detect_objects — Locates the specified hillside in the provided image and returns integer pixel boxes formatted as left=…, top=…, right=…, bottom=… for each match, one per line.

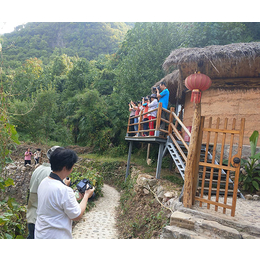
left=0, top=22, right=133, bottom=68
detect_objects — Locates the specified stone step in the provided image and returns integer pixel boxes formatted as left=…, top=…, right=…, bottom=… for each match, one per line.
left=162, top=211, right=243, bottom=239
left=173, top=203, right=260, bottom=238
left=161, top=225, right=209, bottom=239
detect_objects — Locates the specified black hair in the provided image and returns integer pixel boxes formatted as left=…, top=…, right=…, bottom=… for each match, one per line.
left=160, top=81, right=166, bottom=87
left=50, top=147, right=78, bottom=172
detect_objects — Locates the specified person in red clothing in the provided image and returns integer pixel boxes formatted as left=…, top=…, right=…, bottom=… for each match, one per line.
left=24, top=148, right=32, bottom=166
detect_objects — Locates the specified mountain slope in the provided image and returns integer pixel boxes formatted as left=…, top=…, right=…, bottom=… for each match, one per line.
left=1, top=22, right=133, bottom=67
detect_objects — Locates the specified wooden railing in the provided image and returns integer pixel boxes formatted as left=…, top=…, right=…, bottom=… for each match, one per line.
left=126, top=103, right=191, bottom=162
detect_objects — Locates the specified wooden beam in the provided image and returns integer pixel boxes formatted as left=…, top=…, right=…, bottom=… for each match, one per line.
left=155, top=102, right=162, bottom=136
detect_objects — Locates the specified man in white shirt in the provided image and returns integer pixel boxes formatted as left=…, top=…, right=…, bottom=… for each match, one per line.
left=26, top=146, right=60, bottom=239
left=35, top=147, right=94, bottom=239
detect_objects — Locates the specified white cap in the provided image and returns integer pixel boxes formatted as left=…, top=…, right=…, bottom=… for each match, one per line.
left=46, top=146, right=60, bottom=159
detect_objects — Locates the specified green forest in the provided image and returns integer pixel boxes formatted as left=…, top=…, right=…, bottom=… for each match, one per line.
left=1, top=22, right=260, bottom=156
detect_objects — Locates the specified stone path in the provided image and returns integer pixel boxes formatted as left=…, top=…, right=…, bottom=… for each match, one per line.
left=72, top=184, right=120, bottom=239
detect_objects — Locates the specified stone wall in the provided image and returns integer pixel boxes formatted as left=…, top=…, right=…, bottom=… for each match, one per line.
left=2, top=160, right=37, bottom=205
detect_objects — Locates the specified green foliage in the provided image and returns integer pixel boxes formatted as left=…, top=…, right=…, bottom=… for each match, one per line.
left=70, top=167, right=104, bottom=200
left=239, top=131, right=260, bottom=193
left=2, top=22, right=260, bottom=152
left=2, top=22, right=132, bottom=68
left=0, top=196, right=27, bottom=239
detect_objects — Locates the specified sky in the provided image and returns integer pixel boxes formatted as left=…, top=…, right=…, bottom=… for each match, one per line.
left=0, top=22, right=27, bottom=35
left=0, top=0, right=257, bottom=35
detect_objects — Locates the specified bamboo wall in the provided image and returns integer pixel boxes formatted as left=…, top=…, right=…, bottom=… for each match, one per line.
left=182, top=87, right=260, bottom=147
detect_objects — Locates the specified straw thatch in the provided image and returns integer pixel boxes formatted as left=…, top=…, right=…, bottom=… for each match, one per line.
left=157, top=42, right=260, bottom=103
left=163, top=42, right=260, bottom=79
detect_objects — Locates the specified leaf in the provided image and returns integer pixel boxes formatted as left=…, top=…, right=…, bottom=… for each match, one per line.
left=15, top=235, right=25, bottom=239
left=249, top=130, right=259, bottom=156
left=7, top=197, right=16, bottom=210
left=0, top=216, right=8, bottom=225
left=5, top=178, right=14, bottom=187
left=5, top=233, right=13, bottom=239
left=252, top=181, right=259, bottom=190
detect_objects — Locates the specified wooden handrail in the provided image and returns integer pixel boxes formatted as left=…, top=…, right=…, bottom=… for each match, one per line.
left=172, top=111, right=191, bottom=138
left=127, top=104, right=191, bottom=146
left=170, top=122, right=189, bottom=151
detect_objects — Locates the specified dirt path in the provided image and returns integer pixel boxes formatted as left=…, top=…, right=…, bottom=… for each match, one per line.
left=72, top=184, right=120, bottom=239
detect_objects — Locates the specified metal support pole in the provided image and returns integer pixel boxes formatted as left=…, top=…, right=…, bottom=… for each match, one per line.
left=125, top=141, right=133, bottom=181
left=156, top=143, right=164, bottom=179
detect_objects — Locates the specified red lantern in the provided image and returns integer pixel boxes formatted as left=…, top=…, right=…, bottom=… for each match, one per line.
left=184, top=72, right=212, bottom=103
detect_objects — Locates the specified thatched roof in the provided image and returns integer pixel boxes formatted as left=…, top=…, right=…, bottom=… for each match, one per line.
left=159, top=42, right=260, bottom=103
left=163, top=42, right=260, bottom=79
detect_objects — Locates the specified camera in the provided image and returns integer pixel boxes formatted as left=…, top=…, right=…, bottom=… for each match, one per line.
left=76, top=178, right=95, bottom=199
left=152, top=85, right=161, bottom=94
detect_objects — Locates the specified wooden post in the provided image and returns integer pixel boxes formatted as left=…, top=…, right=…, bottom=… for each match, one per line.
left=183, top=103, right=201, bottom=208
left=125, top=141, right=133, bottom=181
left=155, top=103, right=162, bottom=137
left=168, top=107, right=175, bottom=135
left=138, top=110, right=143, bottom=136
left=126, top=114, right=131, bottom=137
left=192, top=116, right=205, bottom=205
left=156, top=143, right=164, bottom=179
left=146, top=143, right=151, bottom=161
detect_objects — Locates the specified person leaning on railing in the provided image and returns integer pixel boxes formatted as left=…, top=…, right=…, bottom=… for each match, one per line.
left=156, top=81, right=169, bottom=133
left=131, top=100, right=142, bottom=137
left=147, top=94, right=158, bottom=136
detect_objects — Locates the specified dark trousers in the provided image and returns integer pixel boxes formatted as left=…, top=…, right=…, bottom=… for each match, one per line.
left=143, top=118, right=149, bottom=136
left=24, top=160, right=31, bottom=166
left=129, top=116, right=135, bottom=136
left=160, top=110, right=168, bottom=131
left=27, top=223, right=35, bottom=239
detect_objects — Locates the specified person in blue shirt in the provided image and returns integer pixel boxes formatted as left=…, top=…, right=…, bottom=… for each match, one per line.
left=156, top=82, right=169, bottom=133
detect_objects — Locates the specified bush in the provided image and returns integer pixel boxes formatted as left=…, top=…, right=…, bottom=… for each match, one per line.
left=239, top=131, right=260, bottom=193
left=69, top=167, right=104, bottom=209
left=0, top=179, right=27, bottom=239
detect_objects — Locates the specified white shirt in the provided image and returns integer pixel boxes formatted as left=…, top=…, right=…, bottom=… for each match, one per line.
left=26, top=163, right=51, bottom=224
left=148, top=99, right=158, bottom=117
left=35, top=177, right=81, bottom=239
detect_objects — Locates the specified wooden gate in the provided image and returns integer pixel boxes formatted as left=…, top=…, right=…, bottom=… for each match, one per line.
left=194, top=117, right=245, bottom=217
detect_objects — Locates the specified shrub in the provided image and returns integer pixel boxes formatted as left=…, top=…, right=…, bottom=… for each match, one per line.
left=239, top=131, right=260, bottom=193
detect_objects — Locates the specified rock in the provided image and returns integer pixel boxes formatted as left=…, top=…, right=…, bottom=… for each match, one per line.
left=163, top=191, right=177, bottom=202
left=5, top=164, right=17, bottom=170
left=143, top=188, right=150, bottom=195
left=253, top=195, right=260, bottom=201
left=245, top=194, right=253, bottom=200
left=136, top=174, right=157, bottom=188
left=147, top=159, right=152, bottom=166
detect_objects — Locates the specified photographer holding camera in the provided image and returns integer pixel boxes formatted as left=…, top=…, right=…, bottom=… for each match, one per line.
left=156, top=81, right=169, bottom=133
left=35, top=147, right=95, bottom=239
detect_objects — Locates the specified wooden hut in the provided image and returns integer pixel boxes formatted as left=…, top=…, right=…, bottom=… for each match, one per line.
left=157, top=42, right=260, bottom=150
